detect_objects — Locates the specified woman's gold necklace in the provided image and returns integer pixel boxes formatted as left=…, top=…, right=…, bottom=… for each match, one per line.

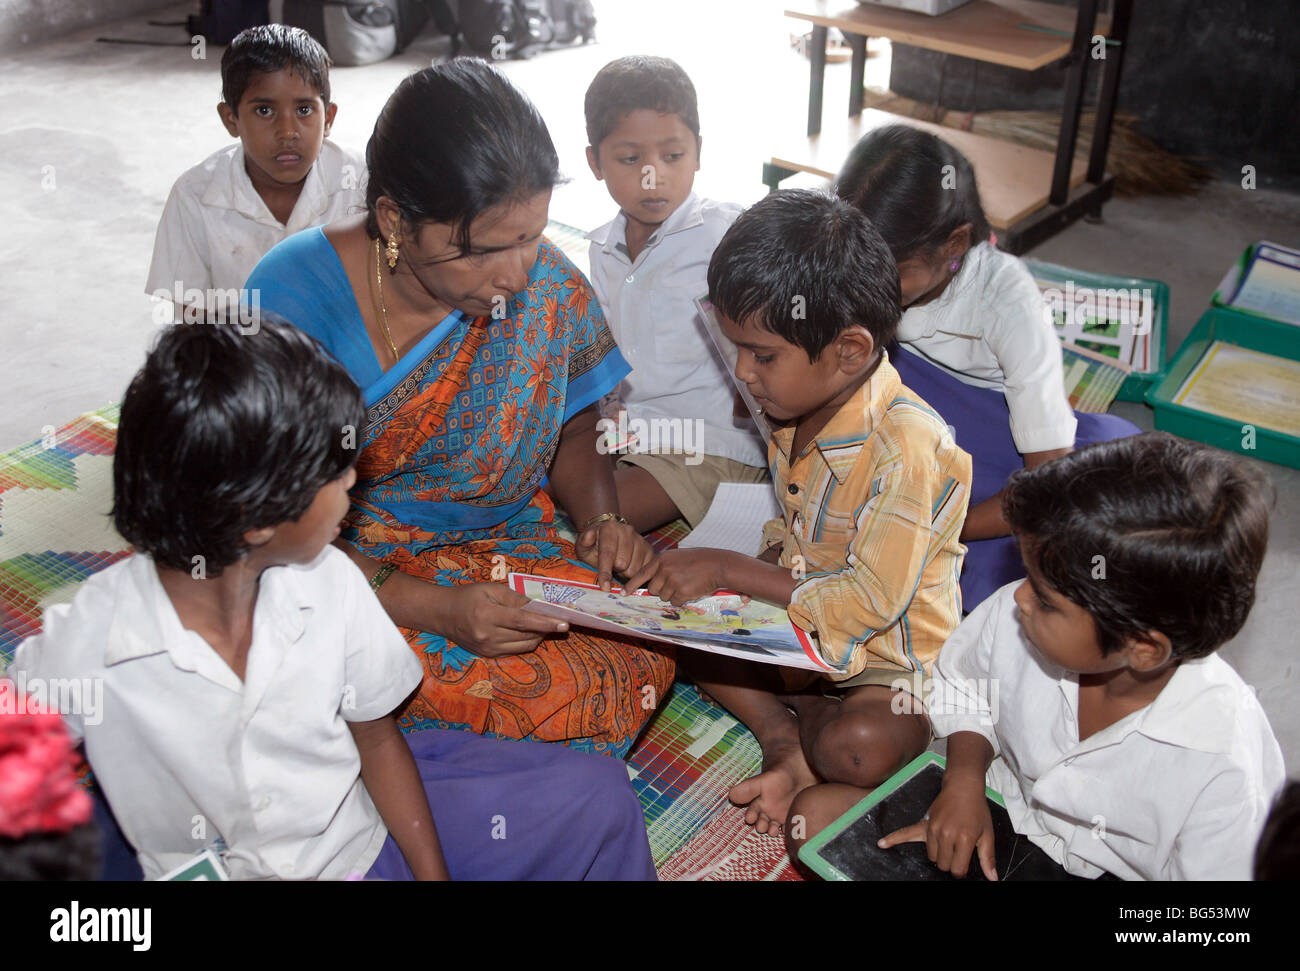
left=370, top=237, right=400, bottom=365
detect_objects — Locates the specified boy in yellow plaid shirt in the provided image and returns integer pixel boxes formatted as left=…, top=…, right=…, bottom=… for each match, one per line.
left=628, top=190, right=971, bottom=858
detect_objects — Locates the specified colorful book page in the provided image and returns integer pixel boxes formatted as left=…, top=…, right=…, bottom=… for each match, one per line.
left=509, top=573, right=838, bottom=673
left=1061, top=344, right=1130, bottom=413
left=1036, top=277, right=1156, bottom=373
left=1173, top=342, right=1300, bottom=438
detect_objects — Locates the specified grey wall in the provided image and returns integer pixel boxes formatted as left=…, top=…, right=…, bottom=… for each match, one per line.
left=0, top=0, right=175, bottom=53
left=887, top=0, right=1300, bottom=189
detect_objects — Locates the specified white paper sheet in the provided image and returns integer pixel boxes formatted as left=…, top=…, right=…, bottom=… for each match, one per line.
left=678, top=482, right=783, bottom=556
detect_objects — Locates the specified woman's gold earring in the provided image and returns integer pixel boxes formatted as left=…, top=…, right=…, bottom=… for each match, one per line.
left=386, top=233, right=400, bottom=272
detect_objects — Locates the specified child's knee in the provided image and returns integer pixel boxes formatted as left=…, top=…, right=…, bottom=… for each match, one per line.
left=809, top=712, right=921, bottom=788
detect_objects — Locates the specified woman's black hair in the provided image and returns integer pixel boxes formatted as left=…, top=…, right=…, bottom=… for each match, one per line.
left=112, top=318, right=366, bottom=577
left=707, top=189, right=901, bottom=361
left=221, top=24, right=332, bottom=110
left=1003, top=433, right=1272, bottom=660
left=834, top=125, right=992, bottom=263
left=584, top=55, right=701, bottom=149
left=364, top=59, right=563, bottom=249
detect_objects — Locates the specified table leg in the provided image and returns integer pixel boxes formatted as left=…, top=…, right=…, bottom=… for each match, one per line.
left=1050, top=0, right=1099, bottom=205
left=848, top=33, right=868, bottom=117
left=1087, top=0, right=1134, bottom=185
left=807, top=24, right=828, bottom=137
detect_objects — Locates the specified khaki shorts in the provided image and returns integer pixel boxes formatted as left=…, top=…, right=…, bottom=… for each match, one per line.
left=617, top=451, right=769, bottom=527
left=781, top=665, right=929, bottom=712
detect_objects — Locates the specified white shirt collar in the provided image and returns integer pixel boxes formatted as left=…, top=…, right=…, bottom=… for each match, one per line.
left=1054, top=654, right=1240, bottom=757
left=104, top=554, right=312, bottom=690
left=585, top=192, right=706, bottom=258
left=199, top=144, right=330, bottom=231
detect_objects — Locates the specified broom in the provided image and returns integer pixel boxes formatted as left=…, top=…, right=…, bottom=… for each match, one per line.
left=862, top=90, right=1213, bottom=197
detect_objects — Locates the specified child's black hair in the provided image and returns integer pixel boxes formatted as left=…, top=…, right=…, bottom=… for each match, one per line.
left=1256, top=780, right=1300, bottom=880
left=220, top=24, right=331, bottom=111
left=1003, top=432, right=1272, bottom=660
left=0, top=824, right=100, bottom=881
left=707, top=189, right=901, bottom=361
left=364, top=59, right=563, bottom=249
left=583, top=55, right=701, bottom=149
left=112, top=319, right=365, bottom=577
left=834, top=125, right=992, bottom=263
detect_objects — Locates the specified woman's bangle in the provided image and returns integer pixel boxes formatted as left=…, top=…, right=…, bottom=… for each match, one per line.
left=579, top=512, right=629, bottom=533
left=369, top=562, right=398, bottom=590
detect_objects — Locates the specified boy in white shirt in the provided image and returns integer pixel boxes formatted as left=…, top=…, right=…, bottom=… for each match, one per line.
left=146, top=25, right=366, bottom=321
left=4, top=318, right=655, bottom=881
left=878, top=433, right=1285, bottom=880
left=584, top=56, right=767, bottom=531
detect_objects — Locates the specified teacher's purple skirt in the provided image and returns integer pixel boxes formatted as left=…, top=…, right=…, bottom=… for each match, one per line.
left=365, top=729, right=657, bottom=881
left=890, top=343, right=1141, bottom=610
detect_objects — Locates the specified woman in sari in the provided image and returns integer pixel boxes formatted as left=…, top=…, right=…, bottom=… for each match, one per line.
left=246, top=61, right=674, bottom=757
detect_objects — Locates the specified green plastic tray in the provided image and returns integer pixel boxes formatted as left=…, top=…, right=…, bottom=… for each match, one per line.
left=1146, top=307, right=1300, bottom=470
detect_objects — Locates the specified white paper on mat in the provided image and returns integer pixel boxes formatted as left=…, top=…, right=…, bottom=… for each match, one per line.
left=678, top=482, right=782, bottom=557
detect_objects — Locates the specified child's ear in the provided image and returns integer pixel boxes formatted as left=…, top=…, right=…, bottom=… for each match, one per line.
left=243, top=525, right=275, bottom=548
left=217, top=102, right=240, bottom=138
left=944, top=223, right=974, bottom=262
left=836, top=327, right=877, bottom=373
left=695, top=135, right=703, bottom=171
left=1124, top=629, right=1174, bottom=673
left=322, top=101, right=338, bottom=136
left=585, top=145, right=604, bottom=181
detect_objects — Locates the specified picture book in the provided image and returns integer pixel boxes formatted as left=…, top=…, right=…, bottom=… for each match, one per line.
left=1172, top=341, right=1300, bottom=439
left=799, top=752, right=1079, bottom=881
left=509, top=572, right=841, bottom=673
left=1061, top=342, right=1131, bottom=413
left=1034, top=273, right=1157, bottom=373
left=1214, top=241, right=1300, bottom=327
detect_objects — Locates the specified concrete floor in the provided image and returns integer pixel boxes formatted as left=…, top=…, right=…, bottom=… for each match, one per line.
left=1, top=1, right=1297, bottom=767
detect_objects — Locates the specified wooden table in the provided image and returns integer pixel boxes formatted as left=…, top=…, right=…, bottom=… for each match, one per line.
left=775, top=0, right=1135, bottom=251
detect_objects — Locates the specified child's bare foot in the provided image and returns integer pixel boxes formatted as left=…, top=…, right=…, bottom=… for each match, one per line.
left=728, top=740, right=818, bottom=835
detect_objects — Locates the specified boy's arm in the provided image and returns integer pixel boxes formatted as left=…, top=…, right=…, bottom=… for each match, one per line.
left=626, top=548, right=796, bottom=606
left=145, top=181, right=212, bottom=303
left=348, top=715, right=449, bottom=881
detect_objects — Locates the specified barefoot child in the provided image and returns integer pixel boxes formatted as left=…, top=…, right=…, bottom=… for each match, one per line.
left=835, top=126, right=1139, bottom=608
left=146, top=25, right=366, bottom=318
left=627, top=190, right=971, bottom=838
left=4, top=319, right=655, bottom=881
left=584, top=56, right=767, bottom=531
left=881, top=434, right=1284, bottom=880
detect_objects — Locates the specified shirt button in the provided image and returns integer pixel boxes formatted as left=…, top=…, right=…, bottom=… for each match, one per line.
left=280, top=863, right=295, bottom=876
left=256, top=796, right=271, bottom=810
left=788, top=484, right=799, bottom=495
left=625, top=274, right=634, bottom=284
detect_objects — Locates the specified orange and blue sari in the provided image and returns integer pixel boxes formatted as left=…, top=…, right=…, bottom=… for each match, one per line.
left=248, top=230, right=674, bottom=756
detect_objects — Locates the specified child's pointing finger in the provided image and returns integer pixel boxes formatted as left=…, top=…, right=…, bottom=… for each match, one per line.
left=877, top=819, right=928, bottom=849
